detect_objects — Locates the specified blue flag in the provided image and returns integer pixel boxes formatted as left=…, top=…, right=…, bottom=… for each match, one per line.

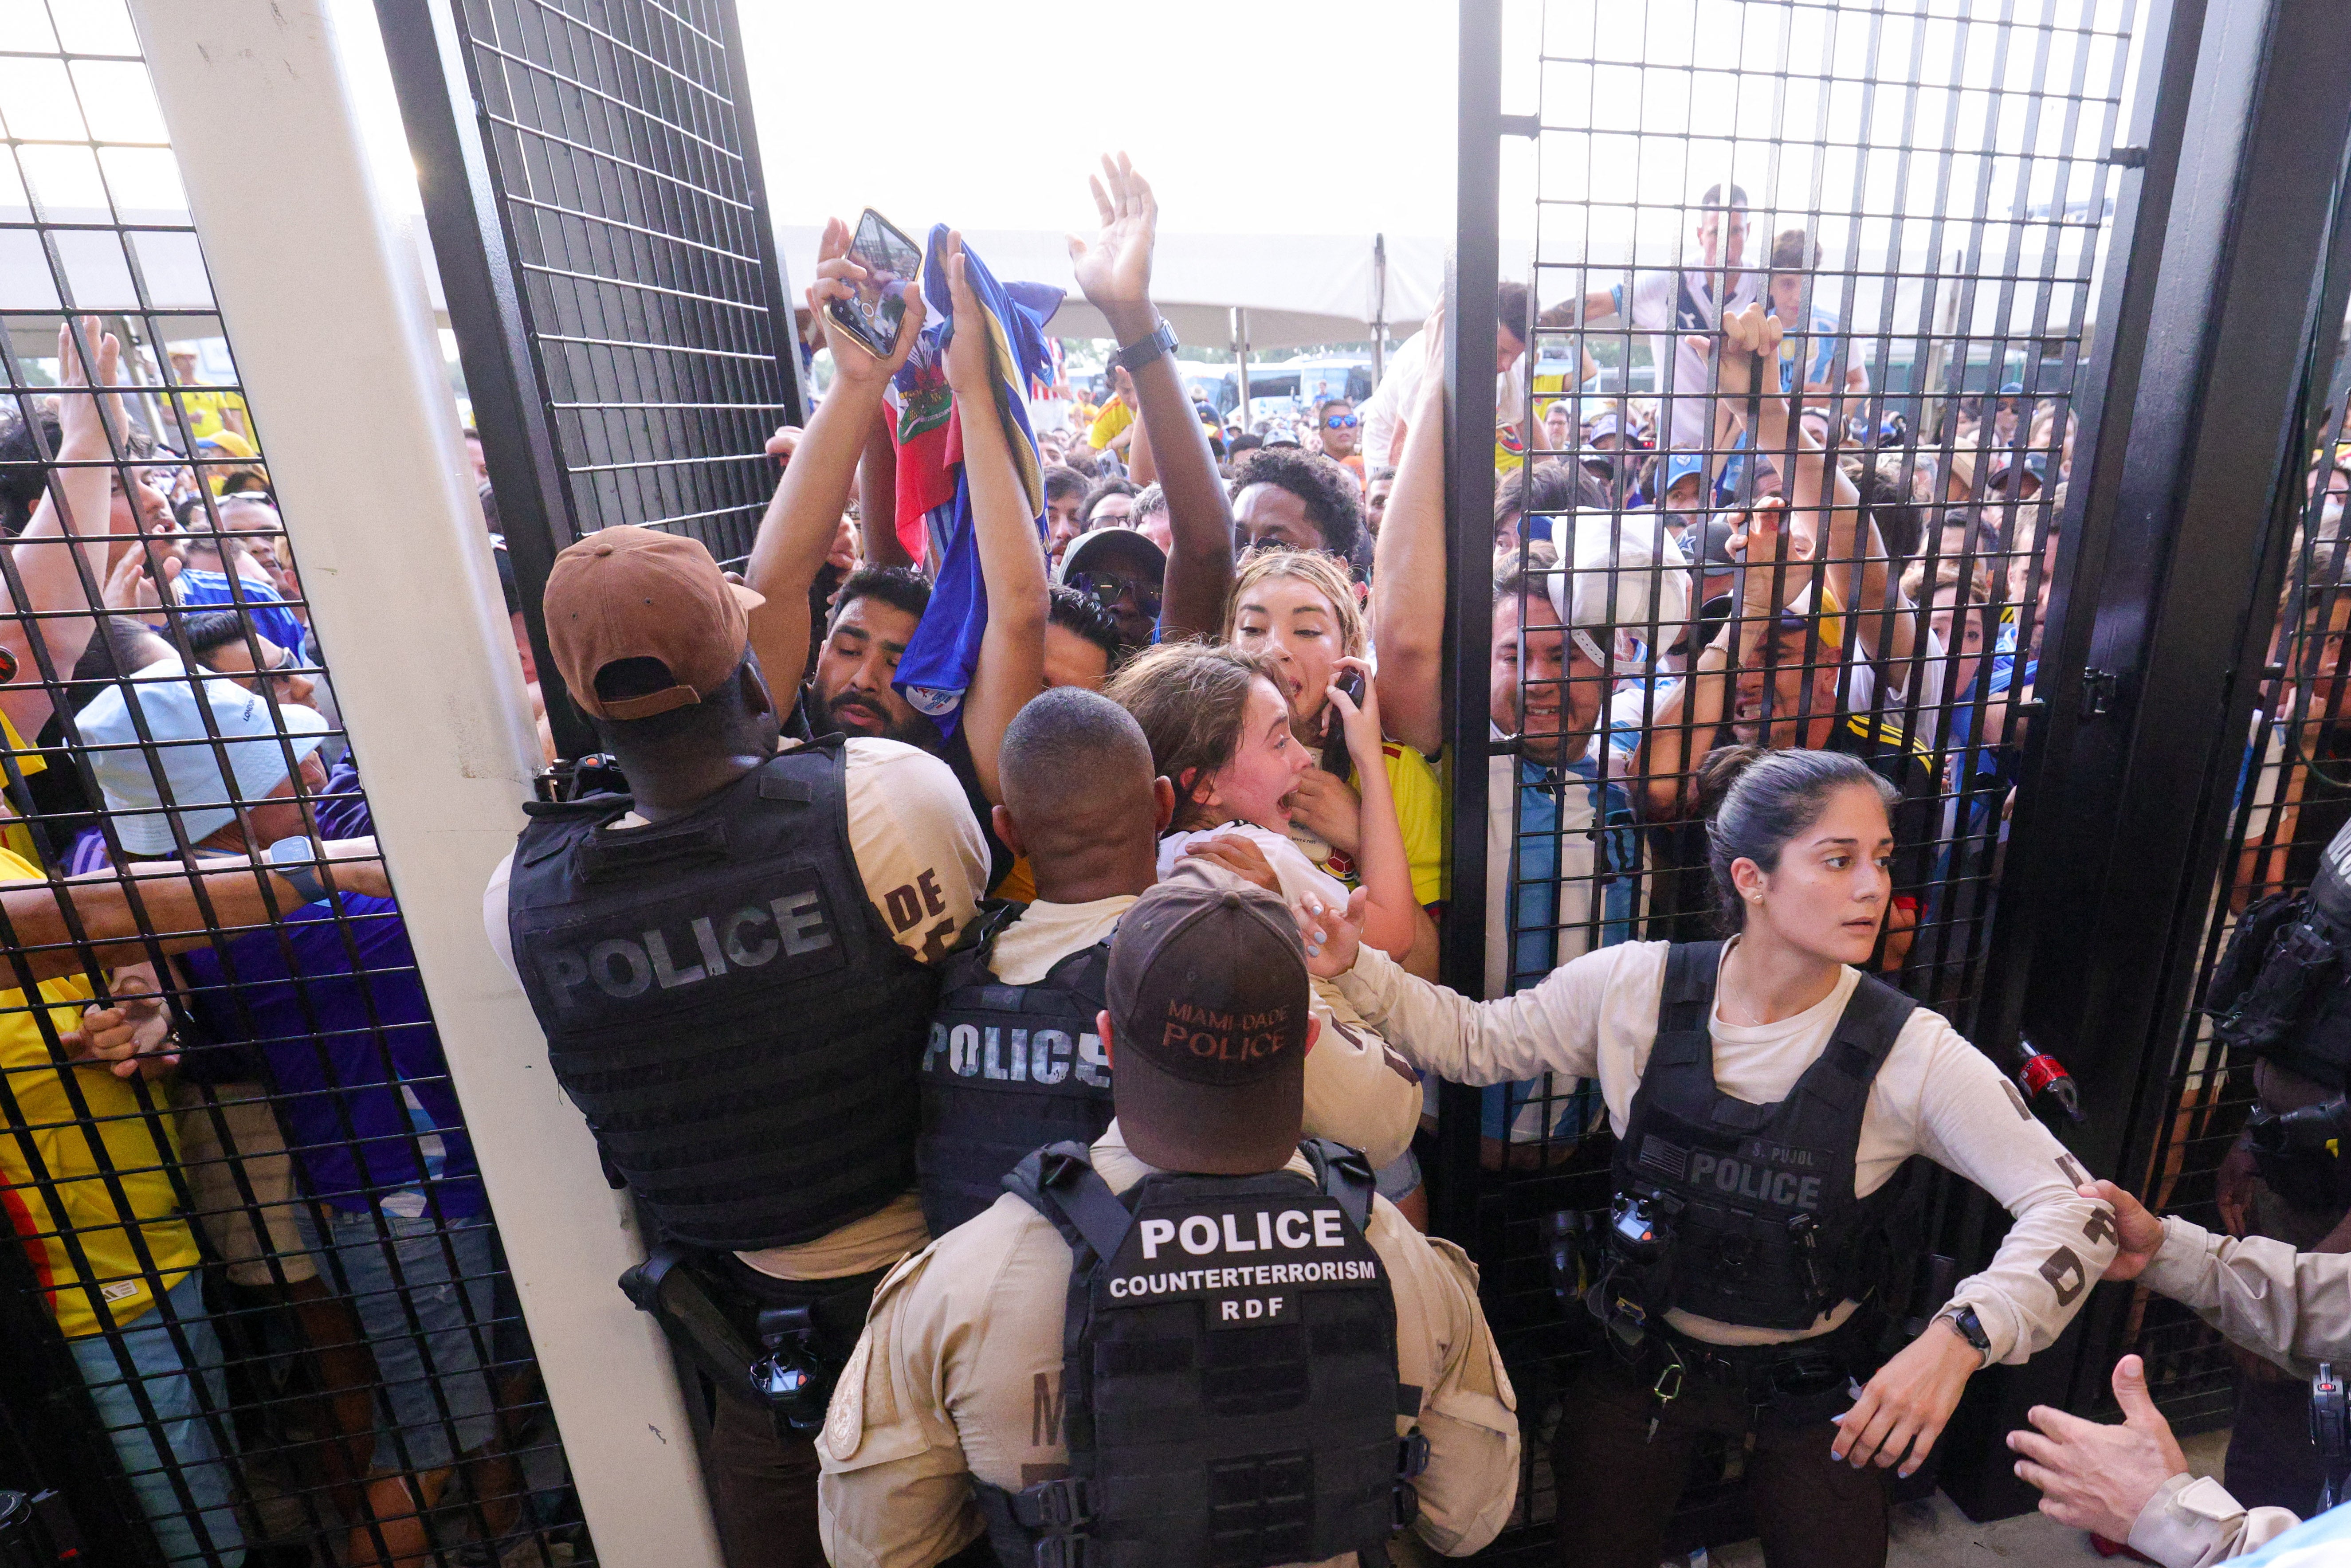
left=894, top=227, right=1062, bottom=733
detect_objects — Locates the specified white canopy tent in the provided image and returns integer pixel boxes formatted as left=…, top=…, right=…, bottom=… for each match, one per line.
left=776, top=224, right=1447, bottom=356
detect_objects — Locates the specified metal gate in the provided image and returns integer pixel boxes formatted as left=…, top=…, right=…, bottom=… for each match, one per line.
left=1440, top=0, right=2152, bottom=1553
left=373, top=0, right=808, bottom=762
left=0, top=2, right=590, bottom=1562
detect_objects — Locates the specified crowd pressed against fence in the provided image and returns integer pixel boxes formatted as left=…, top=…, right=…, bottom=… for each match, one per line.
left=6, top=10, right=2351, bottom=1568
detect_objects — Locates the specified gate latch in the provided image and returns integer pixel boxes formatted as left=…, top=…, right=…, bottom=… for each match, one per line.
left=2080, top=667, right=2121, bottom=720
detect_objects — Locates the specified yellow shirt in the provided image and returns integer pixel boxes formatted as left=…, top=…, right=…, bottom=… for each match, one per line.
left=173, top=387, right=250, bottom=445
left=0, top=848, right=200, bottom=1337
left=1086, top=399, right=1136, bottom=451
left=1306, top=744, right=1447, bottom=908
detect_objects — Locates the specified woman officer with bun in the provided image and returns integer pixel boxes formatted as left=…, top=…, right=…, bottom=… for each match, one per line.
left=1294, top=745, right=2117, bottom=1568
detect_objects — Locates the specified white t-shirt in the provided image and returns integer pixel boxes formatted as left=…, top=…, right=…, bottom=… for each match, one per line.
left=482, top=737, right=989, bottom=1280
left=1617, top=267, right=1763, bottom=450
left=1334, top=937, right=2116, bottom=1360
left=1358, top=329, right=1511, bottom=470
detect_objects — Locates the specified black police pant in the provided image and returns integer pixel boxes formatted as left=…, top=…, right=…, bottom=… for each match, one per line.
left=1551, top=1358, right=1889, bottom=1568
left=701, top=1260, right=885, bottom=1568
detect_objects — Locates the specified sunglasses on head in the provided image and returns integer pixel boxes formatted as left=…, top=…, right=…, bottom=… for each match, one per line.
left=1323, top=414, right=1359, bottom=429
left=1068, top=568, right=1162, bottom=618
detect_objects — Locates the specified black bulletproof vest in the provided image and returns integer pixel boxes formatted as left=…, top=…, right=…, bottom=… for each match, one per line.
left=506, top=740, right=938, bottom=1250
left=917, top=904, right=1115, bottom=1235
left=1611, top=942, right=1919, bottom=1332
left=977, top=1140, right=1422, bottom=1568
left=2214, top=817, right=2351, bottom=1091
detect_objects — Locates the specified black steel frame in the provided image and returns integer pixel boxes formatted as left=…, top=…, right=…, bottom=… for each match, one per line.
left=375, top=0, right=809, bottom=762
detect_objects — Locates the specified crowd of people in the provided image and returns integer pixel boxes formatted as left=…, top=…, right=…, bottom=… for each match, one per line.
left=1, top=147, right=2345, bottom=1568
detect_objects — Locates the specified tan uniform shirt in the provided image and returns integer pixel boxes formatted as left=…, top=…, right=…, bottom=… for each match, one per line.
left=816, top=1121, right=1521, bottom=1568
left=1332, top=939, right=2116, bottom=1357
left=2125, top=1215, right=2351, bottom=1564
left=483, top=737, right=989, bottom=1280
left=989, top=868, right=1421, bottom=1171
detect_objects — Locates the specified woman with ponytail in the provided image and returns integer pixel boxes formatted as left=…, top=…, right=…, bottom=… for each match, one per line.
left=1292, top=744, right=2116, bottom=1568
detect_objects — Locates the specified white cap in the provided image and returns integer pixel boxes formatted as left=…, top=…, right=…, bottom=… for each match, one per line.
left=1546, top=515, right=1692, bottom=643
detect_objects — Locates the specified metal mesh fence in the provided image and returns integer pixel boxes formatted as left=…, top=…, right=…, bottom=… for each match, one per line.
left=436, top=0, right=801, bottom=559
left=0, top=2, right=590, bottom=1562
left=1460, top=0, right=2139, bottom=1552
left=2117, top=318, right=2351, bottom=1438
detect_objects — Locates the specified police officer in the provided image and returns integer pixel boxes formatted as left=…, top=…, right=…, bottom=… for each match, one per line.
left=2010, top=1177, right=2351, bottom=1564
left=483, top=526, right=988, bottom=1568
left=918, top=686, right=1421, bottom=1235
left=820, top=878, right=1521, bottom=1568
left=1296, top=748, right=2117, bottom=1568
left=2209, top=813, right=2351, bottom=1518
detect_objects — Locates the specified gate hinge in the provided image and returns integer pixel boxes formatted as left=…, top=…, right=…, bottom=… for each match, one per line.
left=2107, top=145, right=2148, bottom=168
left=2080, top=667, right=2121, bottom=719
left=1498, top=114, right=1541, bottom=140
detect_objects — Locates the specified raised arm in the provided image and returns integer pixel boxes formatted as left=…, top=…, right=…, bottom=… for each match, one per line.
left=1635, top=504, right=1786, bottom=819
left=942, top=232, right=1048, bottom=807
left=1369, top=306, right=1449, bottom=757
left=745, top=218, right=927, bottom=696
left=1068, top=154, right=1233, bottom=641
left=0, top=838, right=392, bottom=983
left=1721, top=305, right=1921, bottom=695
left=856, top=407, right=915, bottom=572
left=3, top=320, right=122, bottom=739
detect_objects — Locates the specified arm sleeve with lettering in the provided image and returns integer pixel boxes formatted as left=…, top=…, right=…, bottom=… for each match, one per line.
left=2127, top=1474, right=2301, bottom=1568
left=1385, top=1224, right=1521, bottom=1556
left=1300, top=1007, right=1421, bottom=1171
left=2140, top=1213, right=2351, bottom=1374
left=1328, top=939, right=1616, bottom=1089
left=1897, top=1015, right=2118, bottom=1363
left=843, top=739, right=990, bottom=963
left=816, top=1247, right=987, bottom=1568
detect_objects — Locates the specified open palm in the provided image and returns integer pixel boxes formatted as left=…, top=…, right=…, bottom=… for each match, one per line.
left=1069, top=152, right=1156, bottom=312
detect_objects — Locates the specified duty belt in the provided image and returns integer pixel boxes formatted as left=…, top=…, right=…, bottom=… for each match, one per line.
left=1602, top=1302, right=1865, bottom=1433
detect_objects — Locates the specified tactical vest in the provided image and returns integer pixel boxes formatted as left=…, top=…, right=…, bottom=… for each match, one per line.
left=506, top=739, right=939, bottom=1250
left=917, top=904, right=1115, bottom=1235
left=976, top=1140, right=1425, bottom=1568
left=2212, top=816, right=2351, bottom=1092
left=1608, top=942, right=1919, bottom=1333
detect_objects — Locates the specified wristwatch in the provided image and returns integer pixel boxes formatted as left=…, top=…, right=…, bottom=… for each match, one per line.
left=265, top=836, right=331, bottom=906
left=1111, top=318, right=1177, bottom=376
left=1939, top=1303, right=1991, bottom=1360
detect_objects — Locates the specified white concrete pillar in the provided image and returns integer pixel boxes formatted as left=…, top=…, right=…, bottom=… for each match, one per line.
left=126, top=5, right=724, bottom=1562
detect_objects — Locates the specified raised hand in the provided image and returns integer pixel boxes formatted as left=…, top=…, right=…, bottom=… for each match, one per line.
left=57, top=317, right=125, bottom=463
left=806, top=215, right=926, bottom=386
left=1068, top=153, right=1158, bottom=338
left=941, top=231, right=993, bottom=399
left=1694, top=302, right=1783, bottom=403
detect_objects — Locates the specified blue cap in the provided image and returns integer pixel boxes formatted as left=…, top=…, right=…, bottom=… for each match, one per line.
left=1990, top=451, right=2048, bottom=488
left=78, top=655, right=329, bottom=855
left=1998, top=381, right=2024, bottom=396
left=1663, top=451, right=1706, bottom=494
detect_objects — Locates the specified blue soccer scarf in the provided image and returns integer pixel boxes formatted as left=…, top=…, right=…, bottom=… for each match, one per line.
left=893, top=227, right=1062, bottom=733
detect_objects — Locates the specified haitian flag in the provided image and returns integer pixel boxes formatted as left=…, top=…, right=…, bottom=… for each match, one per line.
left=890, top=227, right=1062, bottom=733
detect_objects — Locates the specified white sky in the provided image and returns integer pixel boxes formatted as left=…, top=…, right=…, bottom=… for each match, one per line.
left=330, top=0, right=1461, bottom=241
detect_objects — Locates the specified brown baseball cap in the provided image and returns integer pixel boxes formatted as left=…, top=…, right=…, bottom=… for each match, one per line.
left=1107, top=880, right=1314, bottom=1160
left=542, top=526, right=765, bottom=721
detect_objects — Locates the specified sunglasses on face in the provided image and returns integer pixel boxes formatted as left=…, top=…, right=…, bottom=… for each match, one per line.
left=1068, top=568, right=1162, bottom=619
left=1322, top=415, right=1359, bottom=429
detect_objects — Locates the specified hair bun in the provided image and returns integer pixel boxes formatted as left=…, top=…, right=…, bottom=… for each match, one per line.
left=1695, top=744, right=1770, bottom=821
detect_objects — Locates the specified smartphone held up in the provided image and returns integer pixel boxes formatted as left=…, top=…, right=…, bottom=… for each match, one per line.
left=828, top=208, right=925, bottom=360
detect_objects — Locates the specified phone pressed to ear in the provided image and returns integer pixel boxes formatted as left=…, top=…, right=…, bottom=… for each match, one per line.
left=1320, top=668, right=1365, bottom=777
left=826, top=208, right=925, bottom=360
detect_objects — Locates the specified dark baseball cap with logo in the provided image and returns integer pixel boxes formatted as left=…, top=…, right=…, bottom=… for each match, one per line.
left=542, top=525, right=765, bottom=721
left=1107, top=879, right=1315, bottom=1165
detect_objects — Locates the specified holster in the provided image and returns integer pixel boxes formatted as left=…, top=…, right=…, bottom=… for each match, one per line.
left=619, top=1243, right=883, bottom=1436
